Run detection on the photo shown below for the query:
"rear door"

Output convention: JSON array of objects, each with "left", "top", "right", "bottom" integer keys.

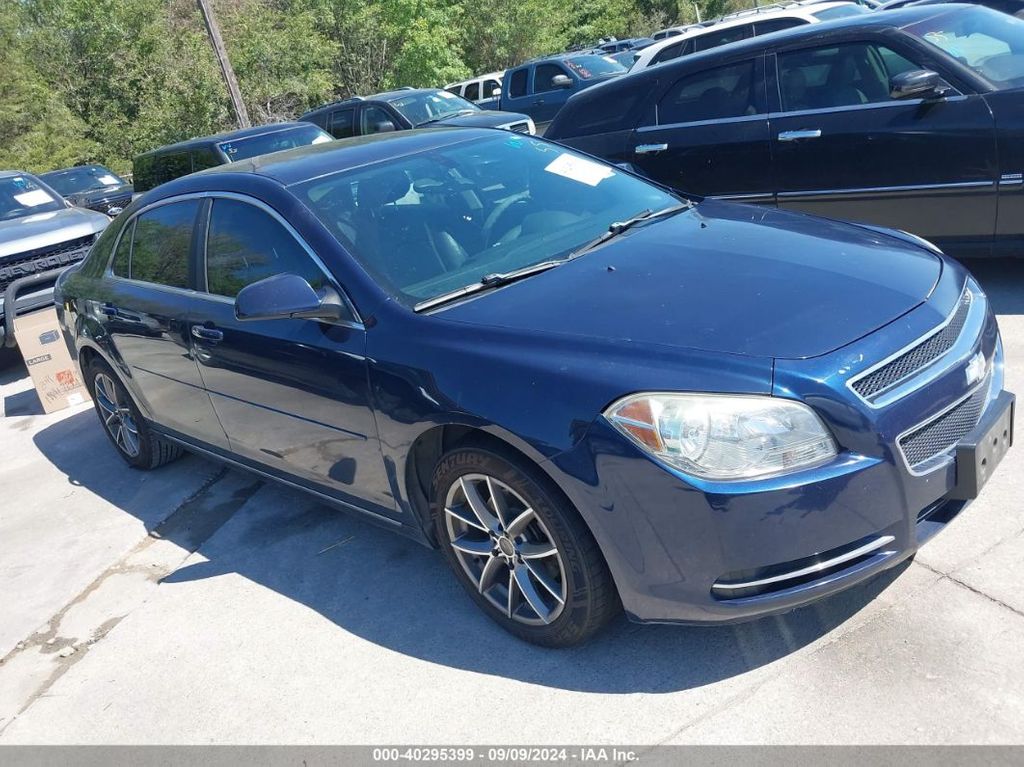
[
  {"left": 770, "top": 38, "right": 998, "bottom": 255},
  {"left": 500, "top": 66, "right": 532, "bottom": 117},
  {"left": 629, "top": 55, "right": 774, "bottom": 202},
  {"left": 103, "top": 198, "right": 228, "bottom": 447},
  {"left": 187, "top": 195, "right": 395, "bottom": 516},
  {"left": 327, "top": 107, "right": 357, "bottom": 139}
]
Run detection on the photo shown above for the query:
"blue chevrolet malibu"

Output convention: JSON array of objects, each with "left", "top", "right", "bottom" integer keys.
[{"left": 56, "top": 128, "right": 1014, "bottom": 646}]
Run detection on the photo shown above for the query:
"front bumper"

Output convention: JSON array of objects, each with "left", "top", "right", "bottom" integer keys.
[
  {"left": 547, "top": 270, "right": 1012, "bottom": 624},
  {"left": 0, "top": 270, "right": 64, "bottom": 348}
]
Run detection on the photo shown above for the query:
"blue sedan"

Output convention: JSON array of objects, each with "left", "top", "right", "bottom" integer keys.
[{"left": 56, "top": 128, "right": 1014, "bottom": 646}]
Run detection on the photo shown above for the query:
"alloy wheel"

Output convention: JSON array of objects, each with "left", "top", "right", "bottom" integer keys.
[
  {"left": 93, "top": 373, "right": 141, "bottom": 458},
  {"left": 444, "top": 473, "right": 567, "bottom": 625}
]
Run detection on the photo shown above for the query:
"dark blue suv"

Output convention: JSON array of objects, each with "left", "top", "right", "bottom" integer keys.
[{"left": 499, "top": 53, "right": 627, "bottom": 132}]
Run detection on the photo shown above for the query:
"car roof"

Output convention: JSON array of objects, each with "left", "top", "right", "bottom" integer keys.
[
  {"left": 0, "top": 170, "right": 33, "bottom": 179},
  {"left": 135, "top": 122, "right": 316, "bottom": 159},
  {"left": 158, "top": 127, "right": 495, "bottom": 192}
]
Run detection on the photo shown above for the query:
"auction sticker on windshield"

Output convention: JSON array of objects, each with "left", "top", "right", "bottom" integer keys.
[
  {"left": 544, "top": 153, "right": 615, "bottom": 187},
  {"left": 14, "top": 189, "right": 53, "bottom": 207}
]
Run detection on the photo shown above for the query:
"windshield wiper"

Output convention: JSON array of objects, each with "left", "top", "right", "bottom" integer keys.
[
  {"left": 569, "top": 203, "right": 692, "bottom": 258},
  {"left": 414, "top": 260, "right": 565, "bottom": 312}
]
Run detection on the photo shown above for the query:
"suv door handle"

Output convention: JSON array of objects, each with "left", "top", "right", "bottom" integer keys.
[
  {"left": 100, "top": 303, "right": 118, "bottom": 317},
  {"left": 191, "top": 325, "right": 224, "bottom": 343},
  {"left": 635, "top": 143, "right": 668, "bottom": 155},
  {"left": 778, "top": 129, "right": 822, "bottom": 142}
]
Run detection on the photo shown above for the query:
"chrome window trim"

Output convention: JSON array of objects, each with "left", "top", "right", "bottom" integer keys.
[
  {"left": 777, "top": 180, "right": 994, "bottom": 199},
  {"left": 638, "top": 112, "right": 767, "bottom": 132},
  {"left": 103, "top": 190, "right": 364, "bottom": 330},
  {"left": 712, "top": 535, "right": 896, "bottom": 592},
  {"left": 769, "top": 94, "right": 967, "bottom": 121},
  {"left": 895, "top": 369, "right": 991, "bottom": 477},
  {"left": 846, "top": 282, "right": 984, "bottom": 410}
]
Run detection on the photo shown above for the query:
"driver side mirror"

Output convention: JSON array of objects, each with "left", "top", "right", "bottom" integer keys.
[
  {"left": 234, "top": 273, "right": 349, "bottom": 323},
  {"left": 890, "top": 69, "right": 943, "bottom": 100},
  {"left": 551, "top": 74, "right": 573, "bottom": 89},
  {"left": 491, "top": 87, "right": 502, "bottom": 98},
  {"left": 372, "top": 120, "right": 396, "bottom": 133}
]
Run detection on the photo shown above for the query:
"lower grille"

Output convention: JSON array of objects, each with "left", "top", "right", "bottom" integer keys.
[
  {"left": 87, "top": 196, "right": 131, "bottom": 215},
  {"left": 0, "top": 235, "right": 94, "bottom": 296},
  {"left": 898, "top": 378, "right": 988, "bottom": 470}
]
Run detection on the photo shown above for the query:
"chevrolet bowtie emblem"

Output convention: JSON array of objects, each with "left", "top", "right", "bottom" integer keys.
[{"left": 965, "top": 352, "right": 987, "bottom": 388}]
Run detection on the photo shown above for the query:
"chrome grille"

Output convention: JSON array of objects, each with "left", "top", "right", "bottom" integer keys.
[
  {"left": 898, "top": 379, "right": 988, "bottom": 470},
  {"left": 0, "top": 235, "right": 94, "bottom": 296},
  {"left": 507, "top": 121, "right": 531, "bottom": 133},
  {"left": 852, "top": 287, "right": 972, "bottom": 401}
]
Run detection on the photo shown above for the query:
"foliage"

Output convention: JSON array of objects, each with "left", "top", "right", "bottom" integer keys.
[{"left": 0, "top": 0, "right": 757, "bottom": 175}]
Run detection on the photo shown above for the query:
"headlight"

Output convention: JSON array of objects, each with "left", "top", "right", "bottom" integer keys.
[{"left": 604, "top": 393, "right": 838, "bottom": 481}]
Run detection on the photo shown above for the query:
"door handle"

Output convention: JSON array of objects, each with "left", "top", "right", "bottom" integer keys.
[
  {"left": 778, "top": 129, "right": 822, "bottom": 142},
  {"left": 100, "top": 303, "right": 118, "bottom": 317},
  {"left": 635, "top": 143, "right": 668, "bottom": 155},
  {"left": 191, "top": 325, "right": 224, "bottom": 343}
]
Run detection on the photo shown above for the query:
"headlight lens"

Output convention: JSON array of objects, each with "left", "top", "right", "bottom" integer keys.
[{"left": 604, "top": 393, "right": 838, "bottom": 481}]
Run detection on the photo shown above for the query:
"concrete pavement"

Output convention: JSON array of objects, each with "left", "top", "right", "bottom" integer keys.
[{"left": 0, "top": 259, "right": 1023, "bottom": 744}]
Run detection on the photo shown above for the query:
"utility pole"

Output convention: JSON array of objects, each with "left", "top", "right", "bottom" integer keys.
[{"left": 196, "top": 0, "right": 251, "bottom": 128}]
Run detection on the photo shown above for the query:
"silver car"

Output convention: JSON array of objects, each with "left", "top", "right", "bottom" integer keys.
[{"left": 1, "top": 170, "right": 110, "bottom": 348}]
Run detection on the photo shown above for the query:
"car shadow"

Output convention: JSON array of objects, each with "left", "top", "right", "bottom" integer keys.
[
  {"left": 961, "top": 258, "right": 1024, "bottom": 314},
  {"left": 34, "top": 408, "right": 912, "bottom": 695}
]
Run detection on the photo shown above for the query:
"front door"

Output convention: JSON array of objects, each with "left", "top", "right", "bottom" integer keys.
[
  {"left": 770, "top": 40, "right": 999, "bottom": 255},
  {"left": 187, "top": 196, "right": 395, "bottom": 517},
  {"left": 531, "top": 63, "right": 573, "bottom": 127},
  {"left": 630, "top": 56, "right": 774, "bottom": 202},
  {"left": 104, "top": 198, "right": 228, "bottom": 447}
]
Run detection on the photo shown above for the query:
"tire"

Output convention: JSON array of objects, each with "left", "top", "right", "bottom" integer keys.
[
  {"left": 432, "top": 443, "right": 620, "bottom": 647},
  {"left": 85, "top": 357, "right": 183, "bottom": 470}
]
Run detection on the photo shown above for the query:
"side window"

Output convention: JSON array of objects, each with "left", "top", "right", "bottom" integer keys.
[
  {"left": 535, "top": 63, "right": 569, "bottom": 93},
  {"left": 485, "top": 79, "right": 502, "bottom": 99},
  {"left": 361, "top": 105, "right": 395, "bottom": 134},
  {"left": 508, "top": 68, "right": 528, "bottom": 98},
  {"left": 694, "top": 24, "right": 753, "bottom": 52},
  {"left": 205, "top": 198, "right": 326, "bottom": 298},
  {"left": 155, "top": 153, "right": 193, "bottom": 187},
  {"left": 778, "top": 43, "right": 923, "bottom": 112},
  {"left": 652, "top": 39, "right": 691, "bottom": 65},
  {"left": 111, "top": 219, "right": 134, "bottom": 277},
  {"left": 464, "top": 81, "right": 481, "bottom": 101},
  {"left": 754, "top": 18, "right": 807, "bottom": 36},
  {"left": 656, "top": 60, "right": 764, "bottom": 125},
  {"left": 129, "top": 200, "right": 200, "bottom": 289},
  {"left": 329, "top": 108, "right": 356, "bottom": 139},
  {"left": 190, "top": 147, "right": 222, "bottom": 172}
]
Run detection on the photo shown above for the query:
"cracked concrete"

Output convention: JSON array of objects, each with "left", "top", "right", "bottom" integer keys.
[{"left": 0, "top": 259, "right": 1023, "bottom": 744}]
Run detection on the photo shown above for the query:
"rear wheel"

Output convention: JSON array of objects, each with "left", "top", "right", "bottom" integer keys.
[
  {"left": 432, "top": 444, "right": 620, "bottom": 646},
  {"left": 86, "top": 358, "right": 183, "bottom": 470}
]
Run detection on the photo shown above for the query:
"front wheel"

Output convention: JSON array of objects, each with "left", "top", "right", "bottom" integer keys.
[{"left": 432, "top": 445, "right": 620, "bottom": 647}]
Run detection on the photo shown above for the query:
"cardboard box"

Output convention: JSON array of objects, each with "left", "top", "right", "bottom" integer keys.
[{"left": 14, "top": 307, "right": 91, "bottom": 414}]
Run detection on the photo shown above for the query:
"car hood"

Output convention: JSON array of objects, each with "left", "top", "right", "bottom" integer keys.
[
  {"left": 435, "top": 110, "right": 531, "bottom": 128},
  {"left": 68, "top": 183, "right": 134, "bottom": 205},
  {"left": 0, "top": 206, "right": 109, "bottom": 259},
  {"left": 437, "top": 200, "right": 943, "bottom": 360}
]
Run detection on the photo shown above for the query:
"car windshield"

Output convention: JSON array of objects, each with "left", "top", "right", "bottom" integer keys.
[
  {"left": 295, "top": 133, "right": 682, "bottom": 307},
  {"left": 0, "top": 175, "right": 65, "bottom": 221},
  {"left": 40, "top": 166, "right": 127, "bottom": 195},
  {"left": 564, "top": 55, "right": 628, "bottom": 79},
  {"left": 217, "top": 124, "right": 332, "bottom": 162},
  {"left": 386, "top": 90, "right": 481, "bottom": 126},
  {"left": 905, "top": 6, "right": 1024, "bottom": 88}
]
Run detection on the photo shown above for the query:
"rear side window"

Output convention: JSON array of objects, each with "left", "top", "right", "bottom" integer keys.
[
  {"left": 111, "top": 219, "right": 134, "bottom": 277},
  {"left": 694, "top": 23, "right": 753, "bottom": 52},
  {"left": 652, "top": 39, "right": 692, "bottom": 65},
  {"left": 754, "top": 18, "right": 807, "bottom": 35},
  {"left": 129, "top": 200, "right": 200, "bottom": 289},
  {"left": 330, "top": 109, "right": 356, "bottom": 139},
  {"left": 508, "top": 68, "right": 528, "bottom": 98},
  {"left": 205, "top": 199, "right": 326, "bottom": 298},
  {"left": 656, "top": 60, "right": 764, "bottom": 125}
]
